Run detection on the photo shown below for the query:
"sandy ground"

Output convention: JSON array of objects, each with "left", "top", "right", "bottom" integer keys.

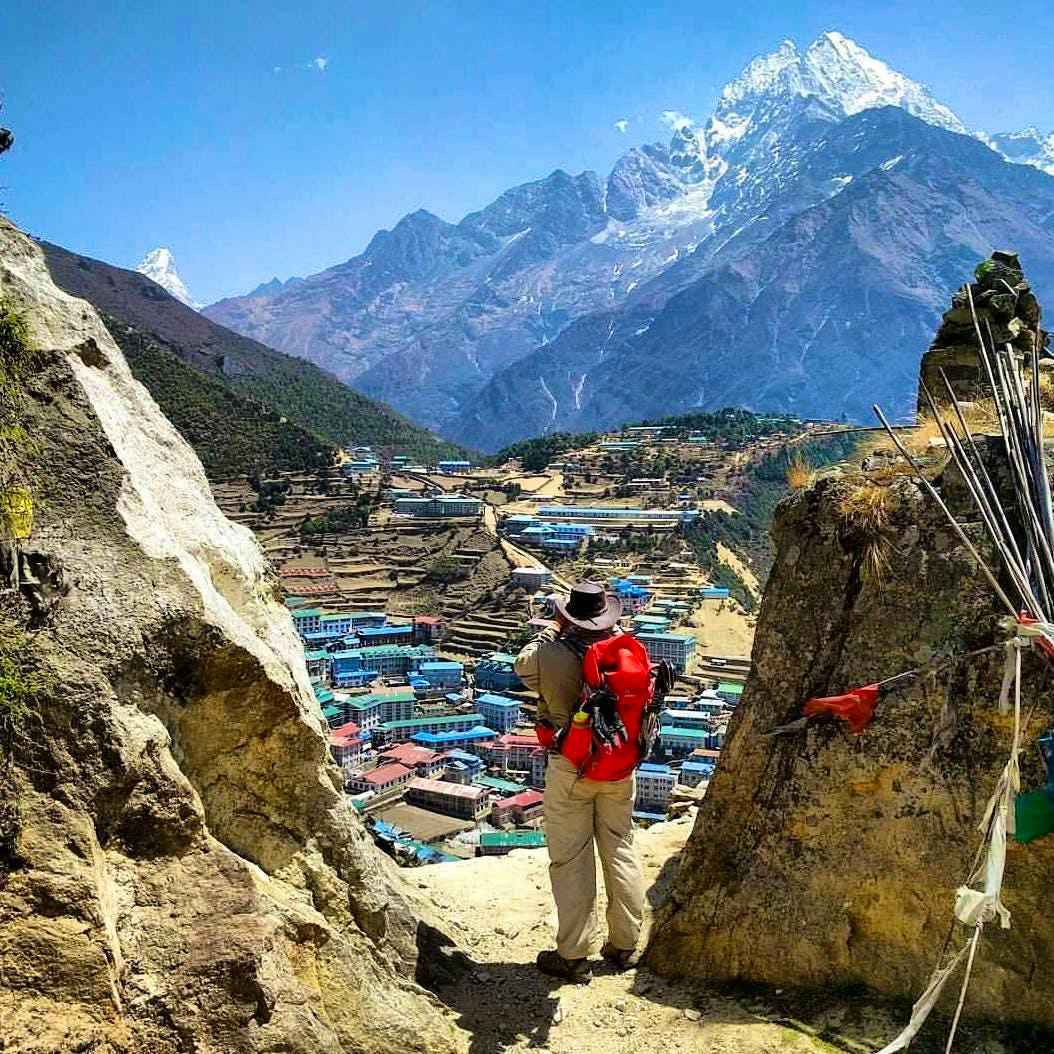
[
  {"left": 716, "top": 542, "right": 761, "bottom": 599},
  {"left": 409, "top": 814, "right": 1028, "bottom": 1054},
  {"left": 410, "top": 812, "right": 861, "bottom": 1054},
  {"left": 687, "top": 602, "right": 756, "bottom": 661}
]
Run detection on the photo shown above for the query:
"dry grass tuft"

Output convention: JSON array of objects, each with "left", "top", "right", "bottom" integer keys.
[
  {"left": 836, "top": 482, "right": 899, "bottom": 585},
  {"left": 873, "top": 400, "right": 1001, "bottom": 461},
  {"left": 785, "top": 451, "right": 812, "bottom": 490}
]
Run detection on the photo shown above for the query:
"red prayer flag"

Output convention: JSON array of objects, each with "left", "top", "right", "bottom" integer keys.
[{"left": 802, "top": 683, "right": 880, "bottom": 735}]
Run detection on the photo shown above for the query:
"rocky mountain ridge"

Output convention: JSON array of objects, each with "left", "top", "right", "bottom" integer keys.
[
  {"left": 462, "top": 108, "right": 1054, "bottom": 447},
  {"left": 204, "top": 32, "right": 1054, "bottom": 445}
]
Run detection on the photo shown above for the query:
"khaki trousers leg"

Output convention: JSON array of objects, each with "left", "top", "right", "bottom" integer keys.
[
  {"left": 593, "top": 771, "right": 645, "bottom": 952},
  {"left": 543, "top": 757, "right": 644, "bottom": 959}
]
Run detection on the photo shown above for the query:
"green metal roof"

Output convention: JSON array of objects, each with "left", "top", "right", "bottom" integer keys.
[
  {"left": 480, "top": 831, "right": 546, "bottom": 848},
  {"left": 658, "top": 725, "right": 711, "bottom": 739},
  {"left": 292, "top": 607, "right": 323, "bottom": 618},
  {"left": 474, "top": 775, "right": 526, "bottom": 794},
  {"left": 380, "top": 712, "right": 483, "bottom": 731},
  {"left": 342, "top": 689, "right": 415, "bottom": 710},
  {"left": 717, "top": 682, "right": 744, "bottom": 695},
  {"left": 478, "top": 652, "right": 517, "bottom": 665},
  {"left": 336, "top": 644, "right": 435, "bottom": 659}
]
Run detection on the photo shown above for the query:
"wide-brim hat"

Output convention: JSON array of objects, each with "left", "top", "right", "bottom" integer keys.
[{"left": 552, "top": 581, "right": 622, "bottom": 631}]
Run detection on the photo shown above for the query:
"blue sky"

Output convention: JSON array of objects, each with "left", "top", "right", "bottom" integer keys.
[{"left": 3, "top": 0, "right": 1054, "bottom": 303}]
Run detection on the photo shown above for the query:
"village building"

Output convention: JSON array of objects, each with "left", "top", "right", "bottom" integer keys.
[
  {"left": 405, "top": 777, "right": 491, "bottom": 820},
  {"left": 333, "top": 689, "right": 415, "bottom": 730},
  {"left": 510, "top": 565, "right": 553, "bottom": 591},
  {"left": 490, "top": 788, "right": 545, "bottom": 827},
  {"left": 329, "top": 721, "right": 366, "bottom": 773},
  {"left": 477, "top": 830, "right": 546, "bottom": 856},
  {"left": 635, "top": 631, "right": 698, "bottom": 673},
  {"left": 411, "top": 727, "right": 498, "bottom": 752},
  {"left": 679, "top": 758, "right": 717, "bottom": 787},
  {"left": 377, "top": 742, "right": 446, "bottom": 777},
  {"left": 489, "top": 731, "right": 543, "bottom": 779},
  {"left": 716, "top": 681, "right": 744, "bottom": 706},
  {"left": 330, "top": 644, "right": 436, "bottom": 684},
  {"left": 658, "top": 724, "right": 713, "bottom": 757},
  {"left": 393, "top": 494, "right": 482, "bottom": 518},
  {"left": 410, "top": 659, "right": 463, "bottom": 689},
  {"left": 346, "top": 762, "right": 415, "bottom": 796},
  {"left": 373, "top": 711, "right": 486, "bottom": 747},
  {"left": 441, "top": 750, "right": 485, "bottom": 783},
  {"left": 474, "top": 652, "right": 524, "bottom": 692},
  {"left": 635, "top": 762, "right": 677, "bottom": 816},
  {"left": 475, "top": 692, "right": 522, "bottom": 733}
]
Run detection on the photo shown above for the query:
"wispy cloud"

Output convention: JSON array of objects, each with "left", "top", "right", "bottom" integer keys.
[
  {"left": 614, "top": 119, "right": 629, "bottom": 134},
  {"left": 273, "top": 57, "right": 330, "bottom": 75},
  {"left": 660, "top": 110, "right": 694, "bottom": 131}
]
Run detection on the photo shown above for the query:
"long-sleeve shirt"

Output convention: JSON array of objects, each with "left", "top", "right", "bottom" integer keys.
[{"left": 514, "top": 626, "right": 584, "bottom": 731}]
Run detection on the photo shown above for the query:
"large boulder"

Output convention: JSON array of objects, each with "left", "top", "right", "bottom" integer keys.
[
  {"left": 648, "top": 463, "right": 1054, "bottom": 1029},
  {"left": 0, "top": 216, "right": 459, "bottom": 1053}
]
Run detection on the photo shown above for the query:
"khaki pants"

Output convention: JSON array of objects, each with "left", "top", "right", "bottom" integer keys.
[{"left": 543, "top": 755, "right": 645, "bottom": 960}]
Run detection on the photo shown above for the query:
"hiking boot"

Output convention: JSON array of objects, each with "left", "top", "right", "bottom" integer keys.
[
  {"left": 600, "top": 942, "right": 638, "bottom": 971},
  {"left": 535, "top": 949, "right": 592, "bottom": 984}
]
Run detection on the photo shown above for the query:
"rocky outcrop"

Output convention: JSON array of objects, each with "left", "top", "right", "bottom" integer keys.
[
  {"left": 0, "top": 217, "right": 459, "bottom": 1052},
  {"left": 648, "top": 462, "right": 1054, "bottom": 1029},
  {"left": 918, "top": 249, "right": 1049, "bottom": 411}
]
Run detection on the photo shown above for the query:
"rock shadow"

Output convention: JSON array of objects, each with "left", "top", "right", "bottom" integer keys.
[{"left": 416, "top": 921, "right": 559, "bottom": 1054}]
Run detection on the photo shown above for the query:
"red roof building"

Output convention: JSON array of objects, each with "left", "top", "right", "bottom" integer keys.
[
  {"left": 330, "top": 721, "right": 365, "bottom": 771},
  {"left": 489, "top": 731, "right": 542, "bottom": 776},
  {"left": 405, "top": 777, "right": 491, "bottom": 820},
  {"left": 347, "top": 762, "right": 415, "bottom": 795},
  {"left": 379, "top": 741, "right": 446, "bottom": 776},
  {"left": 490, "top": 788, "right": 545, "bottom": 827}
]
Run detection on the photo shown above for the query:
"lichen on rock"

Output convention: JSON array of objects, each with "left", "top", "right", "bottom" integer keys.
[{"left": 0, "top": 216, "right": 459, "bottom": 1052}]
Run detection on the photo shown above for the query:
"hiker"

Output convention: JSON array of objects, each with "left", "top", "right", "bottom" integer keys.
[{"left": 514, "top": 581, "right": 647, "bottom": 984}]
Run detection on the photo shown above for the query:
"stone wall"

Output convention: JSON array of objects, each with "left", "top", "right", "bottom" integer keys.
[
  {"left": 918, "top": 249, "right": 1047, "bottom": 411},
  {"left": 0, "top": 217, "right": 459, "bottom": 1053}
]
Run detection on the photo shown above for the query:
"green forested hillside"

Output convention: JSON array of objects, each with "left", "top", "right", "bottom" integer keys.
[
  {"left": 105, "top": 317, "right": 333, "bottom": 478},
  {"left": 40, "top": 242, "right": 466, "bottom": 474}
]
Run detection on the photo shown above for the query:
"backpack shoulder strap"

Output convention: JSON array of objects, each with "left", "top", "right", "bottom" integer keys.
[{"left": 558, "top": 635, "right": 590, "bottom": 660}]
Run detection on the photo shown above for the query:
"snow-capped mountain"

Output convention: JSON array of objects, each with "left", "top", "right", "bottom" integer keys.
[
  {"left": 205, "top": 31, "right": 1054, "bottom": 447},
  {"left": 986, "top": 128, "right": 1054, "bottom": 176},
  {"left": 137, "top": 248, "right": 200, "bottom": 309}
]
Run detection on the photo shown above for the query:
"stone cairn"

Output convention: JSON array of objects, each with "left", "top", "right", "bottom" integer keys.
[{"left": 917, "top": 249, "right": 1049, "bottom": 413}]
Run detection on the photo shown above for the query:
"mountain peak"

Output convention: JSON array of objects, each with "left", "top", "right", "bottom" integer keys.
[
  {"left": 714, "top": 31, "right": 966, "bottom": 139},
  {"left": 136, "top": 247, "right": 201, "bottom": 309}
]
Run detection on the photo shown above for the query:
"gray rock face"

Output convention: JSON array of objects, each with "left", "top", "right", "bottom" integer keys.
[{"left": 0, "top": 217, "right": 458, "bottom": 1053}]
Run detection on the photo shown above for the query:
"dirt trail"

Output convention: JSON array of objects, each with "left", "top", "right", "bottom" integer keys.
[{"left": 410, "top": 812, "right": 890, "bottom": 1054}]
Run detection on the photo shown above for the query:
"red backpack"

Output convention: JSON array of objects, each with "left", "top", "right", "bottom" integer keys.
[{"left": 537, "top": 634, "right": 657, "bottom": 781}]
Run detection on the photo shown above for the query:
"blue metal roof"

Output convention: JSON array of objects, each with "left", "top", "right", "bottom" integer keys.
[
  {"left": 476, "top": 693, "right": 520, "bottom": 708},
  {"left": 412, "top": 726, "right": 499, "bottom": 745}
]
